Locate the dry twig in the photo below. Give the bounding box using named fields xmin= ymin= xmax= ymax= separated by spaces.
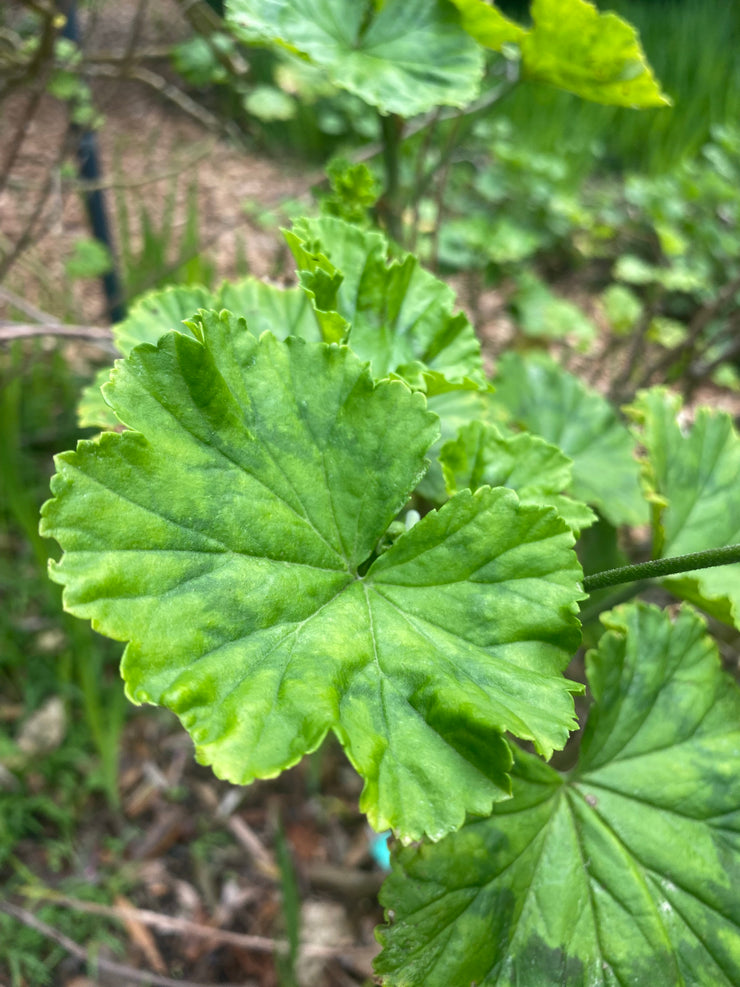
xmin=0 ymin=900 xmax=243 ymax=987
xmin=19 ymin=888 xmax=371 ymax=960
xmin=0 ymin=321 xmax=114 ymax=347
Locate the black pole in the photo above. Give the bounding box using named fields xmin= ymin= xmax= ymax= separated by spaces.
xmin=59 ymin=0 xmax=126 ymax=323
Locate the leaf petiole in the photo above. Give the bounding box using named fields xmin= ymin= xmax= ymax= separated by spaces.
xmin=583 ymin=543 xmax=740 ymax=593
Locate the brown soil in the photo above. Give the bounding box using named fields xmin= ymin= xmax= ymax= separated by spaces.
xmin=0 ymin=0 xmax=316 ymax=328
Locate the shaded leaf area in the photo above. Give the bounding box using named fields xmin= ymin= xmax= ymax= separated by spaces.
xmin=77 ymin=278 xmax=319 ymax=428
xmin=285 ymin=216 xmax=487 ymax=390
xmin=377 ymin=603 xmax=740 ymax=986
xmin=226 ymin=0 xmax=484 ymax=116
xmin=42 ymin=320 xmax=584 ymax=842
xmin=629 ymin=388 xmax=740 ymax=628
xmin=453 ymin=0 xmax=668 ymax=107
xmin=440 ymin=420 xmax=596 ymax=534
xmin=492 ymin=351 xmax=647 ymax=527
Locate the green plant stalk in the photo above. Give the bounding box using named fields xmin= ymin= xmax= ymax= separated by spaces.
xmin=583 ymin=544 xmax=740 ymax=593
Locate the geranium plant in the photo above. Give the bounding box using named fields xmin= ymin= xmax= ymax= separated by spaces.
xmin=40 ymin=2 xmax=740 ymax=983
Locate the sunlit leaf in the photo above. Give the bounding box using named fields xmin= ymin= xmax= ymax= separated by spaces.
xmin=521 ymin=0 xmax=669 ymax=107
xmin=454 ymin=0 xmax=669 ymax=108
xmin=448 ymin=0 xmax=525 ymax=48
xmin=43 ymin=318 xmax=584 ymax=841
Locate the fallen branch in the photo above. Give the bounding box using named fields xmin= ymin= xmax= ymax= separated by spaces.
xmin=19 ymin=887 xmax=368 ymax=959
xmin=0 ymin=287 xmax=57 ymax=324
xmin=0 ymin=321 xmax=115 ymax=348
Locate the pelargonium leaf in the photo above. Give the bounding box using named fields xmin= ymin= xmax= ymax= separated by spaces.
xmin=77 ymin=279 xmax=320 ymax=428
xmin=77 ymin=284 xmax=211 ymax=428
xmin=449 ymin=0 xmax=525 ymax=49
xmin=521 ymin=0 xmax=669 ymax=107
xmin=492 ymin=351 xmax=647 ymax=526
xmin=628 ymin=388 xmax=740 ymax=628
xmin=454 ymin=0 xmax=669 ymax=108
xmin=440 ymin=421 xmax=596 ymax=534
xmin=226 ymin=0 xmax=484 ymax=117
xmin=417 ymin=389 xmax=501 ymax=506
xmin=42 ymin=313 xmax=584 ymax=842
xmin=217 ymin=277 xmax=321 ymax=341
xmin=377 ymin=602 xmax=740 ymax=985
xmin=113 ymin=284 xmax=212 ymax=356
xmin=286 ymin=216 xmax=487 ymax=389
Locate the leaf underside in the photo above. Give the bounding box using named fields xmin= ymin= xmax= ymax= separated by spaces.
xmin=42 ymin=316 xmax=584 ymax=842
xmin=377 ymin=602 xmax=740 ymax=985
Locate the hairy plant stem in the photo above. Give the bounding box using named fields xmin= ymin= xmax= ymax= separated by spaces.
xmin=583 ymin=544 xmax=740 ymax=593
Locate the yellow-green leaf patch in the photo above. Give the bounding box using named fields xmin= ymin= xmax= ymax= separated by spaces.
xmin=42 ymin=318 xmax=584 ymax=842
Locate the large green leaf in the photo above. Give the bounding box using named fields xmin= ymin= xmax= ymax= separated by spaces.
xmin=454 ymin=0 xmax=668 ymax=107
xmin=286 ymin=216 xmax=486 ymax=389
xmin=43 ymin=315 xmax=584 ymax=841
xmin=628 ymin=388 xmax=740 ymax=627
xmin=226 ymin=0 xmax=484 ymax=117
xmin=377 ymin=602 xmax=740 ymax=985
xmin=77 ymin=279 xmax=320 ymax=429
xmin=440 ymin=421 xmax=596 ymax=534
xmin=492 ymin=351 xmax=647 ymax=526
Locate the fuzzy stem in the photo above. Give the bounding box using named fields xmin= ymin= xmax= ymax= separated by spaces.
xmin=583 ymin=544 xmax=740 ymax=593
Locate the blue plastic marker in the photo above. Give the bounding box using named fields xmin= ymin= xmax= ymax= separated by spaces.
xmin=370 ymin=829 xmax=392 ymax=870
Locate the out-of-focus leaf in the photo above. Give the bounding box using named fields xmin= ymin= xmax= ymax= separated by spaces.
xmin=448 ymin=0 xmax=525 ymax=48
xmin=226 ymin=0 xmax=484 ymax=116
xmin=377 ymin=602 xmax=740 ymax=985
xmin=492 ymin=351 xmax=647 ymax=526
xmin=599 ymin=283 xmax=643 ymax=335
xmin=453 ymin=0 xmax=669 ymax=108
xmin=520 ymin=0 xmax=670 ymax=107
xmin=243 ymin=84 xmax=296 ymax=121
xmin=628 ymin=388 xmax=740 ymax=627
xmin=510 ymin=272 xmax=596 ymax=344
